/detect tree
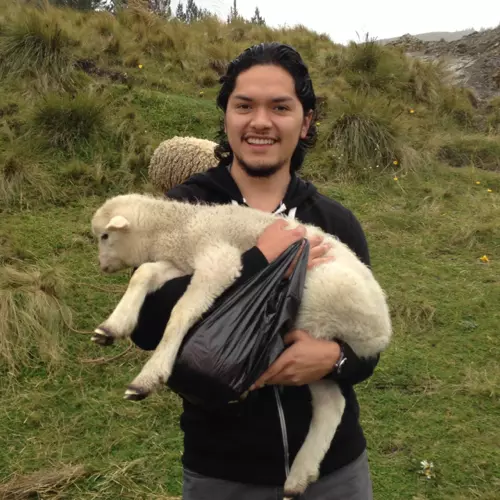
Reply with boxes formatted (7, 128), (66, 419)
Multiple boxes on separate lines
(149, 0), (171, 16)
(250, 6), (265, 25)
(50, 0), (106, 10)
(175, 1), (187, 21)
(227, 0), (243, 23)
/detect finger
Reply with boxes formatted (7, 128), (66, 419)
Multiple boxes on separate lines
(307, 235), (324, 249)
(283, 329), (308, 344)
(251, 353), (291, 389)
(309, 242), (328, 259)
(307, 256), (335, 270)
(310, 243), (334, 260)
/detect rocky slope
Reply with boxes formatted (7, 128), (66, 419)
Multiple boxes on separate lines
(387, 25), (500, 101)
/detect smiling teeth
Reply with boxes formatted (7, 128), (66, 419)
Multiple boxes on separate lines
(246, 138), (275, 145)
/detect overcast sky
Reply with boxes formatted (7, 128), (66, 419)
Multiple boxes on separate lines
(177, 0), (499, 45)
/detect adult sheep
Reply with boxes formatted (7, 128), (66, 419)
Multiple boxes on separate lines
(90, 192), (392, 497)
(148, 136), (218, 193)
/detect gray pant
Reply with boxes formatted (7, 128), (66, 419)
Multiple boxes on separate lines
(182, 450), (373, 500)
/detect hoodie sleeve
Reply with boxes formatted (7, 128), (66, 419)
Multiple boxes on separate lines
(323, 209), (380, 385)
(129, 182), (269, 351)
(130, 246), (269, 351)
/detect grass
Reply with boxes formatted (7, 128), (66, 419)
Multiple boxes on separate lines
(0, 0), (499, 498)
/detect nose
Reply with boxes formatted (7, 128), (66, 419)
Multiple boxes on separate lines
(250, 106), (272, 129)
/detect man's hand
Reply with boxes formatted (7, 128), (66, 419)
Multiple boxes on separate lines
(256, 220), (334, 273)
(250, 330), (341, 390)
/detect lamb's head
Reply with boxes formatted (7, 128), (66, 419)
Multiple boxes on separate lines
(91, 196), (144, 273)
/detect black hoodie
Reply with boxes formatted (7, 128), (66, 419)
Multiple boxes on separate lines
(130, 163), (380, 486)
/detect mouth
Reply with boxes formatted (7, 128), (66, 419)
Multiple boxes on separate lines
(244, 136), (278, 149)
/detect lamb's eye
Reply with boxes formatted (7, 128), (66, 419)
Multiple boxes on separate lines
(101, 233), (109, 241)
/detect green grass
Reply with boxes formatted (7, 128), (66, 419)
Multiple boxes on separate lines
(0, 0), (499, 498)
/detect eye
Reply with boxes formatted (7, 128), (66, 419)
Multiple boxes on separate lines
(101, 233), (109, 241)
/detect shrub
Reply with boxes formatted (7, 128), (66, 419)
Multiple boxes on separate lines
(0, 154), (57, 210)
(0, 7), (76, 87)
(32, 91), (107, 152)
(320, 93), (406, 176)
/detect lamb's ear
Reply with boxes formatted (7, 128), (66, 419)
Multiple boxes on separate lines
(105, 215), (130, 231)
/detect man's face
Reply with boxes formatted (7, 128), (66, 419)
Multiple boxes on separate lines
(225, 64), (312, 177)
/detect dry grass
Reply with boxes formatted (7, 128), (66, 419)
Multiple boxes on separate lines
(0, 155), (57, 210)
(0, 464), (90, 500)
(0, 263), (71, 377)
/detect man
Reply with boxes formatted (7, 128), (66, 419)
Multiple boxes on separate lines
(131, 42), (379, 499)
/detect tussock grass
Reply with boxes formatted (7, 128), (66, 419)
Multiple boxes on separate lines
(0, 5), (77, 88)
(0, 154), (57, 210)
(32, 91), (107, 152)
(319, 93), (417, 178)
(0, 262), (71, 377)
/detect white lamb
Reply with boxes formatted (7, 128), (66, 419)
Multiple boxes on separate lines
(90, 192), (392, 497)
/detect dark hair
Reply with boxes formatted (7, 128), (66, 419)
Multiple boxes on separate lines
(214, 42), (318, 172)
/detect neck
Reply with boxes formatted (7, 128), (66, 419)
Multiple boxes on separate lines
(230, 161), (291, 213)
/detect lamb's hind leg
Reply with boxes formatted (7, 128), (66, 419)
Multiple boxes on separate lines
(125, 243), (243, 401)
(284, 380), (345, 497)
(92, 261), (184, 346)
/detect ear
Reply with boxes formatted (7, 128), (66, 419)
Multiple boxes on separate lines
(105, 215), (130, 231)
(300, 110), (314, 139)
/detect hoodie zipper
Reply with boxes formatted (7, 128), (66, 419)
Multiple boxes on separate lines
(232, 198), (297, 481)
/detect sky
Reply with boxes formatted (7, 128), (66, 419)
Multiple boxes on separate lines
(175, 0), (500, 45)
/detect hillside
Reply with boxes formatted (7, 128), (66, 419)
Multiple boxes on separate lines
(379, 28), (476, 44)
(386, 24), (500, 100)
(0, 1), (499, 499)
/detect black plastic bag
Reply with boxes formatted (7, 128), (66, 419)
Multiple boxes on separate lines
(167, 239), (310, 407)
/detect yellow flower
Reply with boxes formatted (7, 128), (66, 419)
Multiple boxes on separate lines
(393, 160), (399, 165)
(316, 122), (321, 127)
(393, 176), (398, 181)
(409, 108), (415, 114)
(138, 64), (143, 69)
(476, 181), (480, 185)
(487, 188), (493, 193)
(480, 255), (489, 263)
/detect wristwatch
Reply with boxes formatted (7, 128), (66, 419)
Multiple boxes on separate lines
(333, 341), (347, 375)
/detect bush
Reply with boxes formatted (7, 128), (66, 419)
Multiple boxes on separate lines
(0, 7), (77, 87)
(32, 91), (107, 152)
(0, 154), (57, 210)
(320, 93), (406, 176)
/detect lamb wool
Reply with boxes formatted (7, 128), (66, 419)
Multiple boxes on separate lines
(148, 136), (218, 193)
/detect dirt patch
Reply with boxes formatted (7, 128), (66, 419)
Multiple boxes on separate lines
(74, 58), (131, 84)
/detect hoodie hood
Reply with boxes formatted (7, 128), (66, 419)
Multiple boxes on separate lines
(181, 162), (317, 217)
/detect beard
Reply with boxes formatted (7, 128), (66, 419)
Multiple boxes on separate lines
(234, 153), (286, 178)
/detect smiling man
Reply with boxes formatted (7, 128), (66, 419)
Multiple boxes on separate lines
(131, 43), (379, 499)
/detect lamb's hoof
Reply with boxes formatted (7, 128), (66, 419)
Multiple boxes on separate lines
(284, 470), (318, 498)
(91, 327), (115, 346)
(124, 386), (149, 401)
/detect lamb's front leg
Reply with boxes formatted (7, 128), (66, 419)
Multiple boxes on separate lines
(92, 261), (185, 346)
(284, 380), (345, 497)
(124, 243), (243, 401)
